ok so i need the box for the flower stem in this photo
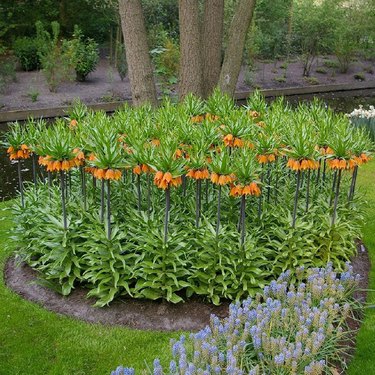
[137,174,141,211]
[240,195,246,246]
[80,166,87,210]
[32,153,38,188]
[316,159,321,184]
[17,160,24,208]
[322,159,327,182]
[292,170,301,228]
[147,173,151,217]
[60,170,67,230]
[195,180,201,228]
[216,185,222,237]
[107,179,111,240]
[332,169,342,226]
[100,179,105,223]
[182,174,187,197]
[329,170,337,206]
[348,166,358,202]
[164,187,170,243]
[305,169,311,213]
[258,165,264,219]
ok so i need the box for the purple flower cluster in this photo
[111,263,359,375]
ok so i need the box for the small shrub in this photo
[304,76,319,85]
[323,60,340,69]
[36,21,74,92]
[354,72,365,81]
[27,89,39,102]
[316,67,327,74]
[65,26,99,82]
[274,75,287,83]
[363,66,374,74]
[13,37,41,71]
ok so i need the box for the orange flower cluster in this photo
[86,167,122,180]
[318,146,334,155]
[327,159,348,170]
[39,156,80,172]
[191,113,219,123]
[223,134,244,148]
[257,154,276,164]
[73,148,85,163]
[7,145,31,160]
[133,164,153,174]
[230,182,261,197]
[210,172,235,186]
[154,171,182,189]
[287,158,320,171]
[151,138,160,147]
[186,168,210,180]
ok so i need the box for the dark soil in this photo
[0,55,374,112]
[4,242,369,334]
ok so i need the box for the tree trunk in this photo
[118,0,158,106]
[202,0,224,98]
[218,0,256,95]
[178,0,203,99]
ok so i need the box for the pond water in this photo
[1,93,374,201]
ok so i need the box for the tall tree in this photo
[118,0,158,106]
[218,0,256,95]
[178,0,203,100]
[202,0,225,97]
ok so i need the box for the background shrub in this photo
[13,37,41,71]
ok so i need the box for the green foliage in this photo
[0,51,16,94]
[116,42,127,81]
[36,21,74,92]
[13,37,41,71]
[65,26,99,82]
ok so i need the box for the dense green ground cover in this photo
[0,159,374,374]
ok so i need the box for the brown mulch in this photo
[4,242,370,334]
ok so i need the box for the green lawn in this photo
[0,160,374,375]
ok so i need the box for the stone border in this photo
[1,82,374,123]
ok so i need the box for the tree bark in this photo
[202,0,224,98]
[178,0,203,99]
[118,0,158,106]
[218,0,256,95]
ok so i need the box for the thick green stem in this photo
[306,169,311,213]
[18,160,24,208]
[107,179,111,240]
[292,170,301,228]
[137,174,141,211]
[100,179,105,223]
[164,187,170,243]
[240,195,246,246]
[80,166,87,210]
[329,170,337,206]
[147,173,151,216]
[195,179,202,227]
[32,153,38,188]
[332,169,342,226]
[348,166,358,202]
[266,164,272,203]
[60,170,67,230]
[258,164,264,218]
[216,185,222,237]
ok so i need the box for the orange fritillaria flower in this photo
[186,168,210,180]
[104,169,122,180]
[230,182,261,197]
[133,165,142,175]
[287,158,319,171]
[327,158,347,170]
[248,110,260,119]
[8,144,31,160]
[153,171,181,189]
[257,154,269,164]
[211,172,235,186]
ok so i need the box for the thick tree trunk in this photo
[118,0,158,106]
[202,0,224,98]
[218,0,256,95]
[178,0,203,99]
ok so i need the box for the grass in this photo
[0,199,177,374]
[348,159,375,374]
[0,160,374,374]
